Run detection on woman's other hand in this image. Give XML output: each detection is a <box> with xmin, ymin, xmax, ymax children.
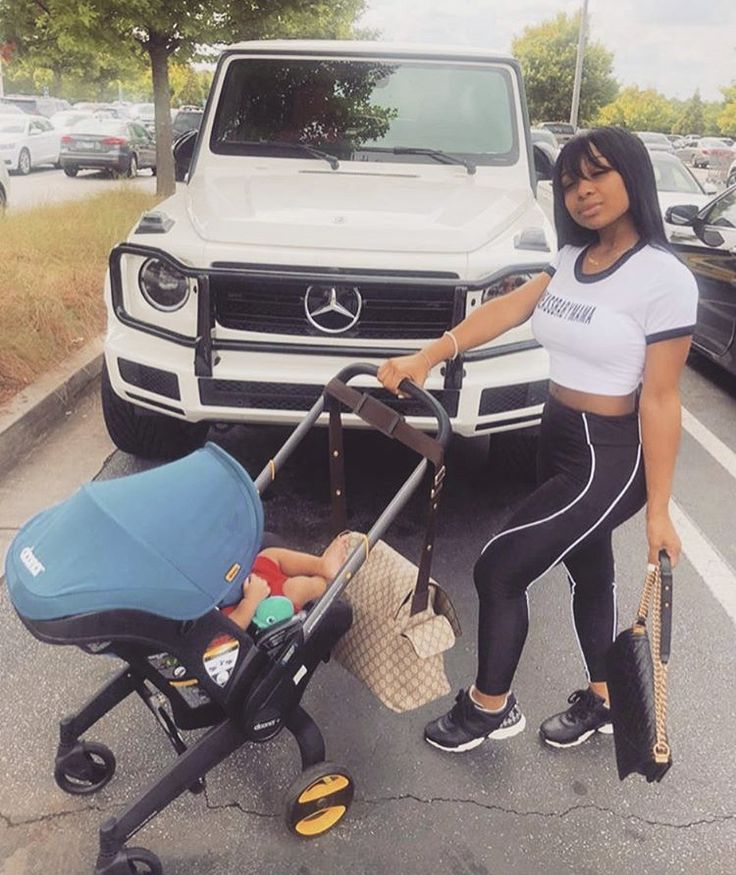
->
<box><xmin>377</xmin><ymin>353</ymin><xmax>430</xmax><ymax>396</ymax></box>
<box><xmin>646</xmin><ymin>509</ymin><xmax>681</xmax><ymax>567</ymax></box>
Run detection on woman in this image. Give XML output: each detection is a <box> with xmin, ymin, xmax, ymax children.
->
<box><xmin>377</xmin><ymin>127</ymin><xmax>697</xmax><ymax>753</ymax></box>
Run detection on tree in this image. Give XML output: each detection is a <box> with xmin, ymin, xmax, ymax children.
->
<box><xmin>595</xmin><ymin>86</ymin><xmax>676</xmax><ymax>132</ymax></box>
<box><xmin>717</xmin><ymin>83</ymin><xmax>736</xmax><ymax>136</ymax></box>
<box><xmin>511</xmin><ymin>11</ymin><xmax>618</xmax><ymax>125</ymax></box>
<box><xmin>672</xmin><ymin>91</ymin><xmax>706</xmax><ymax>136</ymax></box>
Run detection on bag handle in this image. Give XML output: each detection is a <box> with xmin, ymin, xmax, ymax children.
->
<box><xmin>325</xmin><ymin>378</ymin><xmax>445</xmax><ymax>617</ymax></box>
<box><xmin>636</xmin><ymin>549</ymin><xmax>673</xmax><ymax>765</ymax></box>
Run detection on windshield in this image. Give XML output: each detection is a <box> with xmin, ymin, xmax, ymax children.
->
<box><xmin>651</xmin><ymin>155</ymin><xmax>702</xmax><ymax>194</ymax></box>
<box><xmin>639</xmin><ymin>132</ymin><xmax>669</xmax><ymax>144</ymax></box>
<box><xmin>211</xmin><ymin>57</ymin><xmax>518</xmax><ymax>166</ymax></box>
<box><xmin>69</xmin><ymin>119</ymin><xmax>128</xmax><ymax>136</ymax></box>
<box><xmin>0</xmin><ymin>120</ymin><xmax>26</xmax><ymax>134</ymax></box>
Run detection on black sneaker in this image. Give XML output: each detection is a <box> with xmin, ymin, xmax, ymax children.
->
<box><xmin>424</xmin><ymin>689</ymin><xmax>526</xmax><ymax>753</ymax></box>
<box><xmin>539</xmin><ymin>688</ymin><xmax>613</xmax><ymax>748</ymax></box>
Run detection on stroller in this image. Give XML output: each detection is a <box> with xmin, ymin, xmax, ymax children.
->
<box><xmin>4</xmin><ymin>364</ymin><xmax>451</xmax><ymax>875</ymax></box>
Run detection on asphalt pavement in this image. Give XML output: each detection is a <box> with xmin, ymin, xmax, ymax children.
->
<box><xmin>0</xmin><ymin>355</ymin><xmax>735</xmax><ymax>875</ymax></box>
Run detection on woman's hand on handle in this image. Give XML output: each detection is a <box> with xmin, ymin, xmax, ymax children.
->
<box><xmin>646</xmin><ymin>509</ymin><xmax>681</xmax><ymax>567</ymax></box>
<box><xmin>377</xmin><ymin>353</ymin><xmax>430</xmax><ymax>396</ymax></box>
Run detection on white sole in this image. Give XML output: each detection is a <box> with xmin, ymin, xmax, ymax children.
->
<box><xmin>542</xmin><ymin>722</ymin><xmax>613</xmax><ymax>749</ymax></box>
<box><xmin>426</xmin><ymin>714</ymin><xmax>527</xmax><ymax>753</ymax></box>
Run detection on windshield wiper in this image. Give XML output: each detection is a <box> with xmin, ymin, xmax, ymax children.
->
<box><xmin>393</xmin><ymin>147</ymin><xmax>476</xmax><ymax>175</ymax></box>
<box><xmin>239</xmin><ymin>139</ymin><xmax>339</xmax><ymax>170</ymax></box>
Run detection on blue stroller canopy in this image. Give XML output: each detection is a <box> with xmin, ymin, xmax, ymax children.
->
<box><xmin>5</xmin><ymin>443</ymin><xmax>264</xmax><ymax>622</ymax></box>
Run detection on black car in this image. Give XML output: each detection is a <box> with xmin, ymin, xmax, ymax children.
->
<box><xmin>172</xmin><ymin>107</ymin><xmax>203</xmax><ymax>138</ymax></box>
<box><xmin>60</xmin><ymin>119</ymin><xmax>156</xmax><ymax>178</ymax></box>
<box><xmin>667</xmin><ymin>185</ymin><xmax>736</xmax><ymax>377</ymax></box>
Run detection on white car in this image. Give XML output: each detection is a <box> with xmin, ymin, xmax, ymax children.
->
<box><xmin>727</xmin><ymin>158</ymin><xmax>736</xmax><ymax>187</ymax></box>
<box><xmin>0</xmin><ymin>114</ymin><xmax>61</xmax><ymax>175</ymax></box>
<box><xmin>635</xmin><ymin>131</ymin><xmax>675</xmax><ymax>153</ymax></box>
<box><xmin>649</xmin><ymin>152</ymin><xmax>716</xmax><ymax>242</ymax></box>
<box><xmin>101</xmin><ymin>40</ymin><xmax>555</xmax><ymax>459</ymax></box>
<box><xmin>49</xmin><ymin>109</ymin><xmax>95</xmax><ymax>131</ymax></box>
<box><xmin>0</xmin><ymin>157</ymin><xmax>10</xmax><ymax>210</ymax></box>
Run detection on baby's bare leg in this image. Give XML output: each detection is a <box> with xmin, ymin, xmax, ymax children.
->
<box><xmin>283</xmin><ymin>574</ymin><xmax>328</xmax><ymax>606</ymax></box>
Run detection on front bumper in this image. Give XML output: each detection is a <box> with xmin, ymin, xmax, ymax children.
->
<box><xmin>105</xmin><ymin>244</ymin><xmax>550</xmax><ymax>437</ymax></box>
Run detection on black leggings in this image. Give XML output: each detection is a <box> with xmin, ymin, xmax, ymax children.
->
<box><xmin>474</xmin><ymin>395</ymin><xmax>647</xmax><ymax>695</ymax></box>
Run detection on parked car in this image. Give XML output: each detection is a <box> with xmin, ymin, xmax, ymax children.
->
<box><xmin>0</xmin><ymin>157</ymin><xmax>10</xmax><ymax>211</ymax></box>
<box><xmin>689</xmin><ymin>137</ymin><xmax>735</xmax><ymax>169</ymax></box>
<box><xmin>0</xmin><ymin>94</ymin><xmax>69</xmax><ymax>117</ymax></box>
<box><xmin>172</xmin><ymin>107</ymin><xmax>204</xmax><ymax>138</ymax></box>
<box><xmin>60</xmin><ymin>118</ymin><xmax>156</xmax><ymax>177</ymax></box>
<box><xmin>649</xmin><ymin>152</ymin><xmax>716</xmax><ymax>241</ymax></box>
<box><xmin>0</xmin><ymin>114</ymin><xmax>61</xmax><ymax>175</ymax></box>
<box><xmin>539</xmin><ymin>121</ymin><xmax>576</xmax><ymax>145</ymax></box>
<box><xmin>635</xmin><ymin>131</ymin><xmax>675</xmax><ymax>153</ymax></box>
<box><xmin>666</xmin><ymin>185</ymin><xmax>736</xmax><ymax>376</ymax></box>
<box><xmin>0</xmin><ymin>103</ymin><xmax>25</xmax><ymax>116</ymax></box>
<box><xmin>101</xmin><ymin>40</ymin><xmax>555</xmax><ymax>460</ymax></box>
<box><xmin>727</xmin><ymin>158</ymin><xmax>736</xmax><ymax>187</ymax></box>
<box><xmin>130</xmin><ymin>102</ymin><xmax>156</xmax><ymax>133</ymax></box>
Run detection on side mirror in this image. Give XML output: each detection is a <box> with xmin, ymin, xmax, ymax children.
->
<box><xmin>664</xmin><ymin>204</ymin><xmax>699</xmax><ymax>226</ymax></box>
<box><xmin>173</xmin><ymin>129</ymin><xmax>197</xmax><ymax>182</ymax></box>
<box><xmin>692</xmin><ymin>215</ymin><xmax>725</xmax><ymax>247</ymax></box>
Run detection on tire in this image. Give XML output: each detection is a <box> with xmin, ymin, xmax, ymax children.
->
<box><xmin>0</xmin><ymin>185</ymin><xmax>6</xmax><ymax>211</ymax></box>
<box><xmin>488</xmin><ymin>430</ymin><xmax>539</xmax><ymax>483</ymax></box>
<box><xmin>63</xmin><ymin>165</ymin><xmax>78</xmax><ymax>177</ymax></box>
<box><xmin>17</xmin><ymin>148</ymin><xmax>31</xmax><ymax>176</ymax></box>
<box><xmin>127</xmin><ymin>153</ymin><xmax>138</xmax><ymax>178</ymax></box>
<box><xmin>284</xmin><ymin>763</ymin><xmax>355</xmax><ymax>838</ymax></box>
<box><xmin>101</xmin><ymin>362</ymin><xmax>209</xmax><ymax>460</ymax></box>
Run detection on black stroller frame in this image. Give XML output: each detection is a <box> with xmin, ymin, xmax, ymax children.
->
<box><xmin>18</xmin><ymin>364</ymin><xmax>451</xmax><ymax>875</ymax></box>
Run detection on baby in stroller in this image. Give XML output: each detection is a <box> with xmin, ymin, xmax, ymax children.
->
<box><xmin>226</xmin><ymin>537</ymin><xmax>349</xmax><ymax>630</ymax></box>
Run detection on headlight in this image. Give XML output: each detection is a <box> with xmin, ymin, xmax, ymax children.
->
<box><xmin>480</xmin><ymin>271</ymin><xmax>537</xmax><ymax>303</ymax></box>
<box><xmin>138</xmin><ymin>258</ymin><xmax>190</xmax><ymax>311</ymax></box>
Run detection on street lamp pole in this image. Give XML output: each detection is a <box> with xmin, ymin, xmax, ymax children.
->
<box><xmin>570</xmin><ymin>0</ymin><xmax>589</xmax><ymax>129</ymax></box>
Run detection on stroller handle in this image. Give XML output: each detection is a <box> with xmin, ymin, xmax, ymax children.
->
<box><xmin>331</xmin><ymin>362</ymin><xmax>452</xmax><ymax>449</ymax></box>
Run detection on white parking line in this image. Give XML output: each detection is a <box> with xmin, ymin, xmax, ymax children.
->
<box><xmin>681</xmin><ymin>406</ymin><xmax>736</xmax><ymax>480</ymax></box>
<box><xmin>671</xmin><ymin>500</ymin><xmax>736</xmax><ymax>627</ymax></box>
<box><xmin>669</xmin><ymin>408</ymin><xmax>736</xmax><ymax>627</ymax></box>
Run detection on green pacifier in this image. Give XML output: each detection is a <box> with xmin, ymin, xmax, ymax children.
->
<box><xmin>253</xmin><ymin>595</ymin><xmax>295</xmax><ymax>629</ymax></box>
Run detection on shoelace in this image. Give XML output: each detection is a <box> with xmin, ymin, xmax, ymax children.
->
<box><xmin>566</xmin><ymin>689</ymin><xmax>598</xmax><ymax>718</ymax></box>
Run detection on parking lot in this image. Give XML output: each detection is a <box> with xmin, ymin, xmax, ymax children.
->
<box><xmin>0</xmin><ymin>347</ymin><xmax>735</xmax><ymax>874</ymax></box>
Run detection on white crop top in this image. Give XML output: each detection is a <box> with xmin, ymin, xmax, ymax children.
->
<box><xmin>531</xmin><ymin>241</ymin><xmax>698</xmax><ymax>395</ymax></box>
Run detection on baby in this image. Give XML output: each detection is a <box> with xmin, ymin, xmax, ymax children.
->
<box><xmin>226</xmin><ymin>534</ymin><xmax>350</xmax><ymax>630</ymax></box>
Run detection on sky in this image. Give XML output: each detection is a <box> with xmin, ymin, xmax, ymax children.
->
<box><xmin>359</xmin><ymin>0</ymin><xmax>736</xmax><ymax>102</ymax></box>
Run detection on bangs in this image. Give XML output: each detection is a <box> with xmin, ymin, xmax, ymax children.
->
<box><xmin>558</xmin><ymin>134</ymin><xmax>617</xmax><ymax>182</ymax></box>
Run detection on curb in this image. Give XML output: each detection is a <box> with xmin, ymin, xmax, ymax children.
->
<box><xmin>0</xmin><ymin>337</ymin><xmax>104</xmax><ymax>478</ymax></box>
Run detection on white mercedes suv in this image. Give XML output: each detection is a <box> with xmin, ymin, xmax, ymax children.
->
<box><xmin>102</xmin><ymin>41</ymin><xmax>554</xmax><ymax>458</ymax></box>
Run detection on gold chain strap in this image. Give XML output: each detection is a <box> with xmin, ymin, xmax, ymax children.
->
<box><xmin>642</xmin><ymin>564</ymin><xmax>671</xmax><ymax>763</ymax></box>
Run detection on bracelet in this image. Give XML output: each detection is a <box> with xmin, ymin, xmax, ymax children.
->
<box><xmin>418</xmin><ymin>350</ymin><xmax>433</xmax><ymax>372</ymax></box>
<box><xmin>443</xmin><ymin>330</ymin><xmax>459</xmax><ymax>361</ymax></box>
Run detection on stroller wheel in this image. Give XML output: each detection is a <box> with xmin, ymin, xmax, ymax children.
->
<box><xmin>54</xmin><ymin>740</ymin><xmax>116</xmax><ymax>795</ymax></box>
<box><xmin>284</xmin><ymin>763</ymin><xmax>355</xmax><ymax>838</ymax></box>
<box><xmin>122</xmin><ymin>847</ymin><xmax>162</xmax><ymax>874</ymax></box>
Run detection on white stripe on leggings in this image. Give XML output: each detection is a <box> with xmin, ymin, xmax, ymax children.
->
<box><xmin>563</xmin><ymin>563</ymin><xmax>619</xmax><ymax>683</ymax></box>
<box><xmin>527</xmin><ymin>443</ymin><xmax>642</xmax><ymax>588</ymax></box>
<box><xmin>480</xmin><ymin>413</ymin><xmax>596</xmax><ymax>556</ymax></box>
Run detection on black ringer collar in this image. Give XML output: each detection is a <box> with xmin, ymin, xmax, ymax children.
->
<box><xmin>574</xmin><ymin>238</ymin><xmax>647</xmax><ymax>284</ymax></box>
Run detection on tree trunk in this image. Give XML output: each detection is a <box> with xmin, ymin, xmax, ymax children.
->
<box><xmin>148</xmin><ymin>39</ymin><xmax>175</xmax><ymax>198</ymax></box>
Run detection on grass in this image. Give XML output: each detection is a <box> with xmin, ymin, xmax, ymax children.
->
<box><xmin>0</xmin><ymin>188</ymin><xmax>159</xmax><ymax>405</ymax></box>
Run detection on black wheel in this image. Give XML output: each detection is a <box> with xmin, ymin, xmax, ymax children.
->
<box><xmin>122</xmin><ymin>847</ymin><xmax>162</xmax><ymax>874</ymax></box>
<box><xmin>150</xmin><ymin>165</ymin><xmax>157</xmax><ymax>177</ymax></box>
<box><xmin>127</xmin><ymin>154</ymin><xmax>138</xmax><ymax>178</ymax></box>
<box><xmin>17</xmin><ymin>147</ymin><xmax>31</xmax><ymax>175</ymax></box>
<box><xmin>284</xmin><ymin>763</ymin><xmax>355</xmax><ymax>838</ymax></box>
<box><xmin>101</xmin><ymin>361</ymin><xmax>209</xmax><ymax>460</ymax></box>
<box><xmin>54</xmin><ymin>741</ymin><xmax>116</xmax><ymax>795</ymax></box>
<box><xmin>488</xmin><ymin>430</ymin><xmax>539</xmax><ymax>483</ymax></box>
<box><xmin>63</xmin><ymin>165</ymin><xmax>78</xmax><ymax>177</ymax></box>
<box><xmin>0</xmin><ymin>185</ymin><xmax>6</xmax><ymax>211</ymax></box>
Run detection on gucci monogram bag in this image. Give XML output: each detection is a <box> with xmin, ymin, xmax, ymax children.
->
<box><xmin>333</xmin><ymin>534</ymin><xmax>461</xmax><ymax>713</ymax></box>
<box><xmin>606</xmin><ymin>551</ymin><xmax>674</xmax><ymax>782</ymax></box>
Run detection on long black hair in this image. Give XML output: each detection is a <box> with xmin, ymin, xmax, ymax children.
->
<box><xmin>552</xmin><ymin>126</ymin><xmax>669</xmax><ymax>249</ymax></box>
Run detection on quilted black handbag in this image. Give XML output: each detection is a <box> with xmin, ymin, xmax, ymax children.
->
<box><xmin>606</xmin><ymin>551</ymin><xmax>673</xmax><ymax>783</ymax></box>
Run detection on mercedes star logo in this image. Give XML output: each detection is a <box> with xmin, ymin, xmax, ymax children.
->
<box><xmin>304</xmin><ymin>284</ymin><xmax>363</xmax><ymax>334</ymax></box>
